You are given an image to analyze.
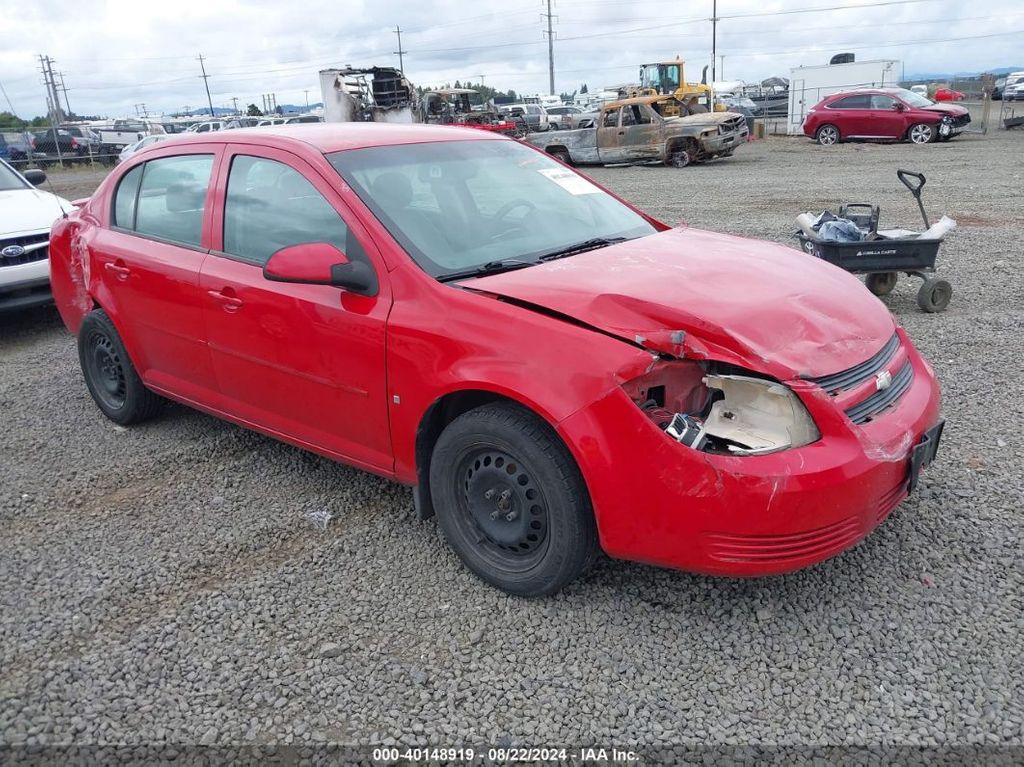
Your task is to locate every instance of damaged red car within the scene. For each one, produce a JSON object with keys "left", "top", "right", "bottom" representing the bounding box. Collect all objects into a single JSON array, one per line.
[{"left": 49, "top": 124, "right": 943, "bottom": 596}]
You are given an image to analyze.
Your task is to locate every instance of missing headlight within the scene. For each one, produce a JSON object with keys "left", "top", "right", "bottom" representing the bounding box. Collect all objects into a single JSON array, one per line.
[{"left": 627, "top": 364, "right": 820, "bottom": 455}]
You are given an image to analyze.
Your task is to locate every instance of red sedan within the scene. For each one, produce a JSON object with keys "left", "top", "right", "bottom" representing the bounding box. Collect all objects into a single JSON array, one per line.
[
  {"left": 933, "top": 87, "right": 967, "bottom": 102},
  {"left": 49, "top": 124, "right": 943, "bottom": 596},
  {"left": 803, "top": 87, "right": 970, "bottom": 145}
]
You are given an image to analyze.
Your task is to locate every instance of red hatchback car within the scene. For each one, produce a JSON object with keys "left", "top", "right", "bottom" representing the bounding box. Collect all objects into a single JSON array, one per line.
[
  {"left": 804, "top": 87, "right": 970, "bottom": 145},
  {"left": 49, "top": 124, "right": 943, "bottom": 596}
]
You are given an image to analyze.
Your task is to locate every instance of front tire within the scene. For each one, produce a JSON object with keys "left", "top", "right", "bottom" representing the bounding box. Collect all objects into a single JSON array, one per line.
[
  {"left": 908, "top": 123, "right": 935, "bottom": 144},
  {"left": 78, "top": 309, "right": 163, "bottom": 424},
  {"left": 816, "top": 124, "right": 840, "bottom": 145},
  {"left": 429, "top": 403, "right": 598, "bottom": 597}
]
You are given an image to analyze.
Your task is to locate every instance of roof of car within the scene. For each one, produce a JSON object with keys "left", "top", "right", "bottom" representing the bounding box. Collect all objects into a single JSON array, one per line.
[{"left": 148, "top": 122, "right": 502, "bottom": 153}]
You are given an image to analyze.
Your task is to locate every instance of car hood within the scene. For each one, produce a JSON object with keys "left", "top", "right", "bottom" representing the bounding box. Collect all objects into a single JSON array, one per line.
[
  {"left": 464, "top": 227, "right": 896, "bottom": 379},
  {"left": 921, "top": 102, "right": 969, "bottom": 117},
  {"left": 0, "top": 187, "right": 73, "bottom": 237}
]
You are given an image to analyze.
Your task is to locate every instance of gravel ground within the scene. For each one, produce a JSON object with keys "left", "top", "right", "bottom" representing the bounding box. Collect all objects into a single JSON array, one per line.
[{"left": 2, "top": 128, "right": 1022, "bottom": 755}]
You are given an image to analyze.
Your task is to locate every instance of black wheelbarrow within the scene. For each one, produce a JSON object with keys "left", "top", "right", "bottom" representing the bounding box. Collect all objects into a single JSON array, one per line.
[{"left": 796, "top": 169, "right": 953, "bottom": 312}]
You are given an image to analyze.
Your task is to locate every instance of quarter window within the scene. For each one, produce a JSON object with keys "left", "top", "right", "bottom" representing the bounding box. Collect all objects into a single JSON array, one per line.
[{"left": 222, "top": 155, "right": 349, "bottom": 266}]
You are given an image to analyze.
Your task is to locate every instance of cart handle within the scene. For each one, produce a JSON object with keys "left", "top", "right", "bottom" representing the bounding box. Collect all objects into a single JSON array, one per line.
[
  {"left": 897, "top": 169, "right": 926, "bottom": 196},
  {"left": 897, "top": 169, "right": 930, "bottom": 229}
]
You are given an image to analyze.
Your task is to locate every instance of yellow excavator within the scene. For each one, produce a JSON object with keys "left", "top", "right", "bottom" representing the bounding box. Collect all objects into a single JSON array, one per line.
[{"left": 620, "top": 58, "right": 717, "bottom": 117}]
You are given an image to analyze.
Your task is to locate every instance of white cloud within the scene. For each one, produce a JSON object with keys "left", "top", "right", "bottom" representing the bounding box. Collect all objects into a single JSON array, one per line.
[{"left": 1, "top": 0, "right": 1021, "bottom": 118}]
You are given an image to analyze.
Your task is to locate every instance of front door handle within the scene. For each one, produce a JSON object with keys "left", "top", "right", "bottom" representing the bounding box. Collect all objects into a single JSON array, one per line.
[
  {"left": 207, "top": 288, "right": 243, "bottom": 313},
  {"left": 104, "top": 261, "right": 131, "bottom": 280}
]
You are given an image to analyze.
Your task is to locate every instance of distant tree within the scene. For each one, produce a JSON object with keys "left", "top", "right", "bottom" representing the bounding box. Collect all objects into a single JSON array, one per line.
[
  {"left": 580, "top": 83, "right": 589, "bottom": 94},
  {"left": 274, "top": 105, "right": 284, "bottom": 115},
  {"left": 246, "top": 103, "right": 263, "bottom": 116},
  {"left": 0, "top": 111, "right": 21, "bottom": 129},
  {"left": 454, "top": 80, "right": 462, "bottom": 89}
]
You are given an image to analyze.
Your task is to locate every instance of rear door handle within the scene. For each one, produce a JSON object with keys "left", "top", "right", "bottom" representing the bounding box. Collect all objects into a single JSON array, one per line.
[
  {"left": 104, "top": 261, "right": 131, "bottom": 280},
  {"left": 207, "top": 288, "right": 243, "bottom": 312}
]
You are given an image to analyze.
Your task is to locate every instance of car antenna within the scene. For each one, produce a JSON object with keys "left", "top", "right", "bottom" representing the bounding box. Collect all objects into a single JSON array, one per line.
[{"left": 37, "top": 167, "right": 70, "bottom": 219}]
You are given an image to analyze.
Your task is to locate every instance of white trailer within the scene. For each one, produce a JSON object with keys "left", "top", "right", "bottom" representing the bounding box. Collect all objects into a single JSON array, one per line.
[{"left": 787, "top": 59, "right": 901, "bottom": 134}]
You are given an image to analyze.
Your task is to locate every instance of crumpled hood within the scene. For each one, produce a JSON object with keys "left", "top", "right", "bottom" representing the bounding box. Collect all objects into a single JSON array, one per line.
[
  {"left": 921, "top": 103, "right": 969, "bottom": 117},
  {"left": 0, "top": 187, "right": 73, "bottom": 237},
  {"left": 465, "top": 227, "right": 896, "bottom": 379},
  {"left": 665, "top": 110, "right": 742, "bottom": 126}
]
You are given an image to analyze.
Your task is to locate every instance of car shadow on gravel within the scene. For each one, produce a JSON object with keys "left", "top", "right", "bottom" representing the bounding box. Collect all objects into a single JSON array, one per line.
[{"left": 0, "top": 304, "right": 65, "bottom": 345}]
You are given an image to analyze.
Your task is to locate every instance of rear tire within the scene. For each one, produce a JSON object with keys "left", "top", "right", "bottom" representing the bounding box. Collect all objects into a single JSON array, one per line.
[
  {"left": 865, "top": 271, "right": 898, "bottom": 296},
  {"left": 816, "top": 124, "right": 840, "bottom": 145},
  {"left": 78, "top": 309, "right": 163, "bottom": 425},
  {"left": 429, "top": 402, "right": 598, "bottom": 597}
]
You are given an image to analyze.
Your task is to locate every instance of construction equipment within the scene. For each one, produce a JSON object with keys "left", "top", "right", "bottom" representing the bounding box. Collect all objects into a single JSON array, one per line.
[{"left": 620, "top": 58, "right": 715, "bottom": 117}]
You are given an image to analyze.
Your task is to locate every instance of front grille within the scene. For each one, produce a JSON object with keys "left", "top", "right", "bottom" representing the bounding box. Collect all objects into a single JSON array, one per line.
[
  {"left": 0, "top": 232, "right": 49, "bottom": 267},
  {"left": 720, "top": 116, "right": 745, "bottom": 134},
  {"left": 951, "top": 113, "right": 971, "bottom": 129},
  {"left": 706, "top": 516, "right": 862, "bottom": 565},
  {"left": 807, "top": 333, "right": 900, "bottom": 394},
  {"left": 844, "top": 360, "right": 913, "bottom": 424}
]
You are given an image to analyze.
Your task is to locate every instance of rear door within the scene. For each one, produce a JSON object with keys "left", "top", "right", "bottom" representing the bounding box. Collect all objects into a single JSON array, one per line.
[
  {"left": 825, "top": 94, "right": 871, "bottom": 136},
  {"left": 199, "top": 147, "right": 393, "bottom": 471},
  {"left": 596, "top": 107, "right": 625, "bottom": 163},
  {"left": 91, "top": 148, "right": 221, "bottom": 400}
]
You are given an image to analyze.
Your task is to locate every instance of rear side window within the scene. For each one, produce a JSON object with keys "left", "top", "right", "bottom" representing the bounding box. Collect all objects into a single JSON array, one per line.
[
  {"left": 829, "top": 95, "right": 870, "bottom": 109},
  {"left": 222, "top": 155, "right": 349, "bottom": 266},
  {"left": 114, "top": 155, "right": 213, "bottom": 247}
]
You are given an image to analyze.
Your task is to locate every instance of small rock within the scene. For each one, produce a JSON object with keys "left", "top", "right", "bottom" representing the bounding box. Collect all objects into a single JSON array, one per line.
[{"left": 320, "top": 642, "right": 344, "bottom": 659}]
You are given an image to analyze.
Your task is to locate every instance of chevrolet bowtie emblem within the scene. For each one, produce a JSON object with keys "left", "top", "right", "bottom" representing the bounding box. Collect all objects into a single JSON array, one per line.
[{"left": 875, "top": 370, "right": 893, "bottom": 391}]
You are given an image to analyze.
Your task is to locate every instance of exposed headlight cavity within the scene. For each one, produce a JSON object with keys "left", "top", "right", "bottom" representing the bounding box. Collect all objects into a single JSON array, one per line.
[{"left": 625, "top": 361, "right": 820, "bottom": 455}]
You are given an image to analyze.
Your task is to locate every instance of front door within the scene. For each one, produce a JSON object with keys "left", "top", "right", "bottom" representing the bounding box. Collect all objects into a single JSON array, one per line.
[
  {"left": 199, "top": 148, "right": 393, "bottom": 472},
  {"left": 867, "top": 94, "right": 907, "bottom": 139},
  {"left": 617, "top": 103, "right": 662, "bottom": 162},
  {"left": 596, "top": 107, "right": 627, "bottom": 163}
]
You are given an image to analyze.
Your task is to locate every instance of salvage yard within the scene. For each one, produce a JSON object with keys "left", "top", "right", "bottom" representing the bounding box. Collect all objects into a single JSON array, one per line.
[{"left": 2, "top": 129, "right": 1022, "bottom": 750}]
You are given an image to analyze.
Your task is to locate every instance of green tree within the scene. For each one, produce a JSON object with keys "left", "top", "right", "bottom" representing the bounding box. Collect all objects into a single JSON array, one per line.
[
  {"left": 246, "top": 103, "right": 262, "bottom": 116},
  {"left": 580, "top": 83, "right": 589, "bottom": 94}
]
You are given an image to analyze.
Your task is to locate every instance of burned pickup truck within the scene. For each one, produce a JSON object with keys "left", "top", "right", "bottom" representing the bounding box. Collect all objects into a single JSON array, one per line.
[{"left": 525, "top": 96, "right": 748, "bottom": 167}]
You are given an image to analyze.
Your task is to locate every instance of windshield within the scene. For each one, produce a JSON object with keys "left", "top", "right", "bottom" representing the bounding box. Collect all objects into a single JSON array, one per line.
[
  {"left": 892, "top": 88, "right": 934, "bottom": 108},
  {"left": 329, "top": 139, "right": 657, "bottom": 279},
  {"left": 0, "top": 162, "right": 28, "bottom": 191}
]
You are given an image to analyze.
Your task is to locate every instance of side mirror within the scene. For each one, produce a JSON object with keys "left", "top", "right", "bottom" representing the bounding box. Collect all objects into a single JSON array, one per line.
[
  {"left": 23, "top": 169, "right": 46, "bottom": 186},
  {"left": 263, "top": 243, "right": 378, "bottom": 296}
]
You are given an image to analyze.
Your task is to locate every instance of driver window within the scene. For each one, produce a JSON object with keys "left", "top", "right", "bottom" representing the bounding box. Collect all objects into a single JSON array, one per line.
[
  {"left": 620, "top": 107, "right": 636, "bottom": 127},
  {"left": 223, "top": 155, "right": 349, "bottom": 266},
  {"left": 602, "top": 108, "right": 620, "bottom": 128}
]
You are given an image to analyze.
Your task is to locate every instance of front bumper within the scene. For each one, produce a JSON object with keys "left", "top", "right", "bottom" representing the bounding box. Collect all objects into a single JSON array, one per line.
[
  {"left": 557, "top": 332, "right": 942, "bottom": 576},
  {"left": 0, "top": 258, "right": 52, "bottom": 311},
  {"left": 701, "top": 130, "right": 748, "bottom": 154}
]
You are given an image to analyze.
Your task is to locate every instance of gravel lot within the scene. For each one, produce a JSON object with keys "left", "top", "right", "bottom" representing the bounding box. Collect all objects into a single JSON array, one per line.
[{"left": 2, "top": 127, "right": 1022, "bottom": 755}]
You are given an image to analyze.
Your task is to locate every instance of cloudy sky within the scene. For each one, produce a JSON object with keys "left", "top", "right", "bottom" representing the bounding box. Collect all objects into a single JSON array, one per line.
[{"left": 1, "top": 0, "right": 1021, "bottom": 118}]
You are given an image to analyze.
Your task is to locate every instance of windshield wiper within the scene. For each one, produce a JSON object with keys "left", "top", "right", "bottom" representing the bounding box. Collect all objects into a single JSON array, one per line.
[
  {"left": 437, "top": 259, "right": 537, "bottom": 283},
  {"left": 537, "top": 237, "right": 628, "bottom": 262}
]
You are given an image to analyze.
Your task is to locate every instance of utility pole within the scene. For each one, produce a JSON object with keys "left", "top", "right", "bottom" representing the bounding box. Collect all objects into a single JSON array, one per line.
[
  {"left": 393, "top": 26, "right": 406, "bottom": 73},
  {"left": 718, "top": 55, "right": 725, "bottom": 81},
  {"left": 542, "top": 0, "right": 556, "bottom": 96},
  {"left": 57, "top": 71, "right": 72, "bottom": 117},
  {"left": 304, "top": 89, "right": 310, "bottom": 109},
  {"left": 38, "top": 55, "right": 64, "bottom": 125},
  {"left": 197, "top": 54, "right": 215, "bottom": 117},
  {"left": 710, "top": 0, "right": 718, "bottom": 85},
  {"left": 231, "top": 96, "right": 239, "bottom": 114},
  {"left": 477, "top": 74, "right": 486, "bottom": 86}
]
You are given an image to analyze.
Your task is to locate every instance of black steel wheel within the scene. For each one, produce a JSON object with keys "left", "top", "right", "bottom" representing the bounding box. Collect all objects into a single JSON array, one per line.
[
  {"left": 917, "top": 277, "right": 952, "bottom": 312},
  {"left": 429, "top": 402, "right": 598, "bottom": 597},
  {"left": 78, "top": 309, "right": 163, "bottom": 424},
  {"left": 865, "top": 271, "right": 898, "bottom": 296}
]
